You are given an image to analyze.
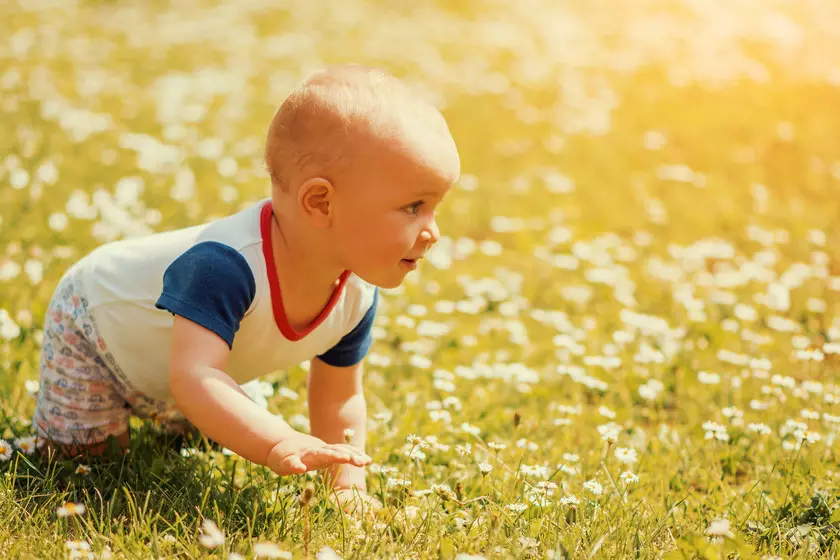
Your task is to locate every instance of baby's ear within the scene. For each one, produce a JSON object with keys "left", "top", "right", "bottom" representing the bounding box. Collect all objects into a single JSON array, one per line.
[{"left": 298, "top": 177, "right": 334, "bottom": 227}]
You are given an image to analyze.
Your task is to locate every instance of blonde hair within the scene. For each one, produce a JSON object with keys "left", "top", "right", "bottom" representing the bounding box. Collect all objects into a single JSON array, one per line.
[{"left": 264, "top": 64, "right": 448, "bottom": 190}]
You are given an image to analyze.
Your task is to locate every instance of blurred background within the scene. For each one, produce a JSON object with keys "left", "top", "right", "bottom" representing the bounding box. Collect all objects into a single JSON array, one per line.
[
  {"left": 4, "top": 2, "right": 840, "bottom": 556},
  {"left": 2, "top": 0, "right": 840, "bottom": 425}
]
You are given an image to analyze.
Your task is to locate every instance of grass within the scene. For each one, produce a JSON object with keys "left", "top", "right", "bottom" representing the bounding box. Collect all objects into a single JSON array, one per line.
[{"left": 2, "top": 0, "right": 840, "bottom": 558}]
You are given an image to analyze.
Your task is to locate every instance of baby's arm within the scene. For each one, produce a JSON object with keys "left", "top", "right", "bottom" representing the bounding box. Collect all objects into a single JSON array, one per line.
[
  {"left": 307, "top": 290, "right": 379, "bottom": 491},
  {"left": 169, "top": 316, "right": 370, "bottom": 473},
  {"left": 308, "top": 357, "right": 369, "bottom": 490},
  {"left": 169, "top": 315, "right": 292, "bottom": 464}
]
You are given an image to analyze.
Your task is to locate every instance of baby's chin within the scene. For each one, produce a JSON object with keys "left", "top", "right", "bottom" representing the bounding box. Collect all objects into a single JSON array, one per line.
[
  {"left": 352, "top": 268, "right": 411, "bottom": 290},
  {"left": 367, "top": 276, "right": 407, "bottom": 290}
]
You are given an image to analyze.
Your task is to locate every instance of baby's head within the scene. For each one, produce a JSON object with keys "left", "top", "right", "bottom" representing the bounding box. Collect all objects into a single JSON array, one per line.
[{"left": 265, "top": 64, "right": 460, "bottom": 288}]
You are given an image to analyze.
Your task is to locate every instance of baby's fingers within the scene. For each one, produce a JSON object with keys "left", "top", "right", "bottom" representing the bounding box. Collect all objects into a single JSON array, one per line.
[
  {"left": 348, "top": 453, "right": 372, "bottom": 467},
  {"left": 300, "top": 448, "right": 355, "bottom": 470},
  {"left": 323, "top": 444, "right": 372, "bottom": 466}
]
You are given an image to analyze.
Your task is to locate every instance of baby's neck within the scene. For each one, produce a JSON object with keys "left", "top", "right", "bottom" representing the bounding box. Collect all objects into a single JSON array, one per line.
[{"left": 269, "top": 212, "right": 345, "bottom": 331}]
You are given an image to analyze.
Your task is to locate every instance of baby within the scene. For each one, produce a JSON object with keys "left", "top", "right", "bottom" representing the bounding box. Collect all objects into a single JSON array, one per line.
[{"left": 33, "top": 64, "right": 460, "bottom": 503}]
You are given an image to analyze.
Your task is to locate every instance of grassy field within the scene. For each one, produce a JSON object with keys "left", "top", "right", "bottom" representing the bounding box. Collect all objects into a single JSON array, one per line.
[{"left": 2, "top": 0, "right": 840, "bottom": 558}]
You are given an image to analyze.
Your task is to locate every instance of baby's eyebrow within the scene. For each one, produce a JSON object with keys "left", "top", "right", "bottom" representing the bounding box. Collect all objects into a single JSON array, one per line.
[{"left": 410, "top": 187, "right": 448, "bottom": 198}]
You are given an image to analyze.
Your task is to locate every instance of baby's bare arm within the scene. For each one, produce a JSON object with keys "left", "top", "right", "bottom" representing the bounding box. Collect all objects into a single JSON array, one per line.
[
  {"left": 168, "top": 316, "right": 370, "bottom": 476},
  {"left": 308, "top": 357, "right": 369, "bottom": 490},
  {"left": 169, "top": 315, "right": 297, "bottom": 466}
]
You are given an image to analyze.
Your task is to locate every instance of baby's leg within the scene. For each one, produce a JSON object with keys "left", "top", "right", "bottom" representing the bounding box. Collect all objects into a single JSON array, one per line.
[{"left": 33, "top": 275, "right": 131, "bottom": 459}]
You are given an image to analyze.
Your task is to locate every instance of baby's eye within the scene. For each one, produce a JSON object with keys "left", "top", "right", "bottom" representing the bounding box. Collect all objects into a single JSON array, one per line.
[{"left": 406, "top": 201, "right": 423, "bottom": 215}]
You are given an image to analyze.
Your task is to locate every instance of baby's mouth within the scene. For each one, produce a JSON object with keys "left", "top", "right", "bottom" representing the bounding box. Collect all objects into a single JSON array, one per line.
[{"left": 400, "top": 257, "right": 420, "bottom": 270}]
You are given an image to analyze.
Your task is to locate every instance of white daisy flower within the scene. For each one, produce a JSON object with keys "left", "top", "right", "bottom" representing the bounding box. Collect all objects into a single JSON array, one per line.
[
  {"left": 794, "top": 429, "right": 822, "bottom": 444},
  {"left": 198, "top": 519, "right": 225, "bottom": 549},
  {"left": 620, "top": 471, "right": 639, "bottom": 484},
  {"left": 315, "top": 546, "right": 343, "bottom": 560},
  {"left": 705, "top": 518, "right": 733, "bottom": 538},
  {"left": 57, "top": 502, "right": 86, "bottom": 518},
  {"left": 253, "top": 542, "right": 292, "bottom": 559},
  {"left": 614, "top": 447, "right": 638, "bottom": 464},
  {"left": 559, "top": 495, "right": 580, "bottom": 506},
  {"left": 15, "top": 436, "right": 38, "bottom": 455},
  {"left": 0, "top": 439, "right": 12, "bottom": 461},
  {"left": 583, "top": 480, "right": 603, "bottom": 496}
]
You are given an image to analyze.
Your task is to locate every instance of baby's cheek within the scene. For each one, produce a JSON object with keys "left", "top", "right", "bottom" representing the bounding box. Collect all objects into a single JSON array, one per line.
[
  {"left": 350, "top": 214, "right": 412, "bottom": 260},
  {"left": 383, "top": 232, "right": 413, "bottom": 255},
  {"left": 344, "top": 215, "right": 380, "bottom": 243}
]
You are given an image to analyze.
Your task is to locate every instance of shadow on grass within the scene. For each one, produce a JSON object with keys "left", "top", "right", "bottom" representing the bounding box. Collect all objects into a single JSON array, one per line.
[{"left": 1, "top": 420, "right": 304, "bottom": 543}]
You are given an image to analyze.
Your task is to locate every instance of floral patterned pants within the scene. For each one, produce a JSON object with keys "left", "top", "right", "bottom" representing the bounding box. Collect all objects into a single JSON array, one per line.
[{"left": 33, "top": 265, "right": 190, "bottom": 446}]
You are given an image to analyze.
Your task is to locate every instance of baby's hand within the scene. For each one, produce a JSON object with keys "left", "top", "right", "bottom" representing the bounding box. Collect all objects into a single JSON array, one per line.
[{"left": 266, "top": 432, "right": 371, "bottom": 477}]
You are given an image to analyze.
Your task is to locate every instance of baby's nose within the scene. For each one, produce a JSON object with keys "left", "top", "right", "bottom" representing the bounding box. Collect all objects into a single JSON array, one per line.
[
  {"left": 419, "top": 230, "right": 436, "bottom": 247},
  {"left": 420, "top": 218, "right": 440, "bottom": 245}
]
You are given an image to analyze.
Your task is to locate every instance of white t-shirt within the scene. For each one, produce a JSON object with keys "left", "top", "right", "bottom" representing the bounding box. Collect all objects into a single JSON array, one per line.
[{"left": 73, "top": 199, "right": 378, "bottom": 403}]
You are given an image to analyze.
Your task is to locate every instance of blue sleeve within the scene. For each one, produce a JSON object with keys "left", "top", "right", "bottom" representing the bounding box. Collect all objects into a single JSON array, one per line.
[
  {"left": 317, "top": 289, "right": 378, "bottom": 367},
  {"left": 155, "top": 241, "right": 256, "bottom": 349}
]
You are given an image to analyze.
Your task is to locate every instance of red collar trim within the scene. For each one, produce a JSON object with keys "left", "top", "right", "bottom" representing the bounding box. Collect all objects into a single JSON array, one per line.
[{"left": 260, "top": 201, "right": 351, "bottom": 341}]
